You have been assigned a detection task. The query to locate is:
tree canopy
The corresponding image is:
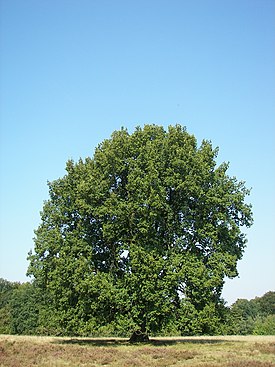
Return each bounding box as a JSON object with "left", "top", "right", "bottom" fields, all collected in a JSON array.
[{"left": 27, "top": 124, "right": 253, "bottom": 337}]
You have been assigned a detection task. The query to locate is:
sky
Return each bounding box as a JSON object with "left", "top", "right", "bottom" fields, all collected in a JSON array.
[{"left": 0, "top": 0, "right": 274, "bottom": 306}]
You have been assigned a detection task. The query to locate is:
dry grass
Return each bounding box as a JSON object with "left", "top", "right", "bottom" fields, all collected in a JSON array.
[{"left": 0, "top": 334, "right": 274, "bottom": 367}]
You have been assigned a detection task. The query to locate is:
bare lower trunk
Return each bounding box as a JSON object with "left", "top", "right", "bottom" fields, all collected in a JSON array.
[{"left": 129, "top": 329, "right": 149, "bottom": 343}]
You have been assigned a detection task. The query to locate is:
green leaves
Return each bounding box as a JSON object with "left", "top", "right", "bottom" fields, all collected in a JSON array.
[
  {"left": 27, "top": 124, "right": 253, "bottom": 336},
  {"left": 227, "top": 292, "right": 275, "bottom": 335}
]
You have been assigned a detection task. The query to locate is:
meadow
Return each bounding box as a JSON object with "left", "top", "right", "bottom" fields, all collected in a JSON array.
[{"left": 0, "top": 335, "right": 274, "bottom": 367}]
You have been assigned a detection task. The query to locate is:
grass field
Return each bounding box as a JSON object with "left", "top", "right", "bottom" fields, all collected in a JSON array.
[{"left": 0, "top": 334, "right": 274, "bottom": 367}]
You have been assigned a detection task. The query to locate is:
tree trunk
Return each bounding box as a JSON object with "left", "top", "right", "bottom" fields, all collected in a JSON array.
[{"left": 129, "top": 329, "right": 149, "bottom": 343}]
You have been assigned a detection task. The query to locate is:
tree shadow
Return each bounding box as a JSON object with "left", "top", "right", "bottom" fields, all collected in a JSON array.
[
  {"left": 55, "top": 337, "right": 235, "bottom": 347},
  {"left": 56, "top": 338, "right": 129, "bottom": 347},
  {"left": 150, "top": 338, "right": 230, "bottom": 346}
]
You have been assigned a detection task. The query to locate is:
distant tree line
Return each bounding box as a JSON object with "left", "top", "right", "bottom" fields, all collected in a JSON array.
[{"left": 0, "top": 278, "right": 274, "bottom": 336}]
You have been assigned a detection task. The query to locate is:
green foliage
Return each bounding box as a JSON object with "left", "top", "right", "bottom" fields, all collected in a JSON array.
[
  {"left": 174, "top": 298, "right": 228, "bottom": 336},
  {"left": 27, "top": 124, "right": 253, "bottom": 336},
  {"left": 228, "top": 298, "right": 258, "bottom": 334},
  {"left": 9, "top": 282, "right": 39, "bottom": 335},
  {"left": 253, "top": 315, "right": 275, "bottom": 335},
  {"left": 227, "top": 292, "right": 275, "bottom": 335},
  {"left": 0, "top": 278, "right": 20, "bottom": 334},
  {"left": 0, "top": 307, "right": 11, "bottom": 334},
  {"left": 255, "top": 291, "right": 275, "bottom": 316},
  {"left": 2, "top": 278, "right": 274, "bottom": 336}
]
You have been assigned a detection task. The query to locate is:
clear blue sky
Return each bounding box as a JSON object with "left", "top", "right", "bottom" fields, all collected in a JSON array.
[{"left": 0, "top": 0, "right": 274, "bottom": 305}]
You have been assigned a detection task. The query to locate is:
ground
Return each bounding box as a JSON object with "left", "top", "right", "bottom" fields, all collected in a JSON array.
[{"left": 0, "top": 335, "right": 274, "bottom": 367}]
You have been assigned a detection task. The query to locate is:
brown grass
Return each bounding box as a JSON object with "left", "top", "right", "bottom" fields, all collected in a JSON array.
[{"left": 0, "top": 335, "right": 274, "bottom": 367}]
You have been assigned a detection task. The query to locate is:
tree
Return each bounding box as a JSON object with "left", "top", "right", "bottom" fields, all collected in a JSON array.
[
  {"left": 255, "top": 291, "right": 275, "bottom": 316},
  {"left": 0, "top": 278, "right": 20, "bottom": 334},
  {"left": 253, "top": 315, "right": 275, "bottom": 335},
  {"left": 27, "top": 124, "right": 253, "bottom": 338},
  {"left": 228, "top": 298, "right": 259, "bottom": 335},
  {"left": 227, "top": 292, "right": 275, "bottom": 335},
  {"left": 9, "top": 282, "right": 39, "bottom": 335}
]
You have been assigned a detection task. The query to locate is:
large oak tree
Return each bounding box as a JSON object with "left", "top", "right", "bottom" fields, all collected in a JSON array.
[{"left": 27, "top": 125, "right": 253, "bottom": 337}]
